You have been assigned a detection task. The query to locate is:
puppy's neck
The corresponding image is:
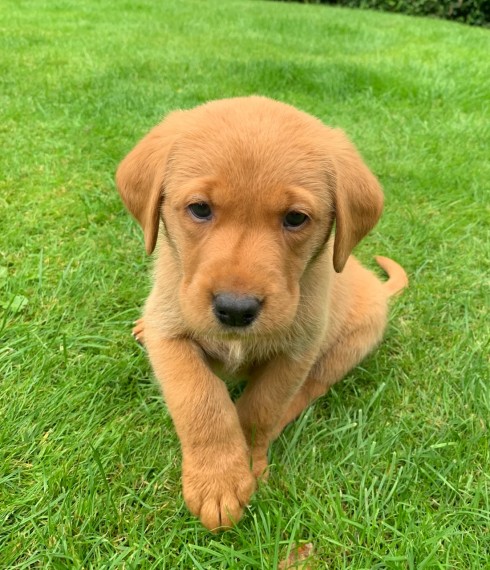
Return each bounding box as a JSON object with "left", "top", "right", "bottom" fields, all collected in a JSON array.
[
  {"left": 225, "top": 340, "right": 244, "bottom": 370},
  {"left": 198, "top": 337, "right": 250, "bottom": 379}
]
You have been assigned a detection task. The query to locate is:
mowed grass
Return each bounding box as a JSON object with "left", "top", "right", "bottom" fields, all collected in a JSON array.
[{"left": 1, "top": 0, "right": 489, "bottom": 567}]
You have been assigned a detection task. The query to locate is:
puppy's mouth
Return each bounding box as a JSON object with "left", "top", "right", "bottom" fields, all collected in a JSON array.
[{"left": 212, "top": 293, "right": 263, "bottom": 330}]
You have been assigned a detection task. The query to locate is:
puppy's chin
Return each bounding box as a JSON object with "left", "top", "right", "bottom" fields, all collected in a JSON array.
[{"left": 212, "top": 321, "right": 262, "bottom": 340}]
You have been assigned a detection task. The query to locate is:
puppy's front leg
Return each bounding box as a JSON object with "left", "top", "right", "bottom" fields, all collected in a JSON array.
[
  {"left": 235, "top": 352, "right": 317, "bottom": 479},
  {"left": 144, "top": 331, "right": 255, "bottom": 531}
]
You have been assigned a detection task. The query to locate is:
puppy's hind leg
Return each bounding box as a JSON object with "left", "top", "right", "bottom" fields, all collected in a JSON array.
[{"left": 273, "top": 310, "right": 388, "bottom": 439}]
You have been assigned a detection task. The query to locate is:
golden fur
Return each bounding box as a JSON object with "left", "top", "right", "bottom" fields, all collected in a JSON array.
[{"left": 116, "top": 96, "right": 407, "bottom": 531}]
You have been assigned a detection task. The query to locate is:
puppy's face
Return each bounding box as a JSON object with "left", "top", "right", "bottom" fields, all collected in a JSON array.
[
  {"left": 116, "top": 97, "right": 384, "bottom": 338},
  {"left": 163, "top": 133, "right": 334, "bottom": 337}
]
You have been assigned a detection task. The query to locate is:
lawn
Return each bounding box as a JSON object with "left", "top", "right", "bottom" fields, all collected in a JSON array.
[{"left": 1, "top": 0, "right": 489, "bottom": 567}]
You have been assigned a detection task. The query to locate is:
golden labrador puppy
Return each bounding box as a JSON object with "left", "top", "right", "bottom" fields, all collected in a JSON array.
[{"left": 116, "top": 96, "right": 407, "bottom": 531}]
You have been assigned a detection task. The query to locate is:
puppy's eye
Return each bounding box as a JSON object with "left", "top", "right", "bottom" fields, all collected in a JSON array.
[
  {"left": 188, "top": 202, "right": 212, "bottom": 221},
  {"left": 283, "top": 211, "right": 309, "bottom": 230}
]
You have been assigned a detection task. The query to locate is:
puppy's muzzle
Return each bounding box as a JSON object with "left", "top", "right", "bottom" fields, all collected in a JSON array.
[{"left": 212, "top": 293, "right": 262, "bottom": 328}]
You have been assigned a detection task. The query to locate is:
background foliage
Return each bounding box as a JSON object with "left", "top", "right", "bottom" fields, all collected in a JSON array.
[{"left": 279, "top": 0, "right": 490, "bottom": 26}]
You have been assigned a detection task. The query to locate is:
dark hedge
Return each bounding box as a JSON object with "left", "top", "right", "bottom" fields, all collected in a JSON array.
[{"left": 277, "top": 0, "right": 490, "bottom": 26}]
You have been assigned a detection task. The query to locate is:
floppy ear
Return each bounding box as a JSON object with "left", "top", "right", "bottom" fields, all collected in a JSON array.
[
  {"left": 330, "top": 130, "right": 384, "bottom": 273},
  {"left": 115, "top": 111, "right": 186, "bottom": 254}
]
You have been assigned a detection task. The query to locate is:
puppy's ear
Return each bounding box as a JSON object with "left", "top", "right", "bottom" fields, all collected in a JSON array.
[
  {"left": 330, "top": 130, "right": 384, "bottom": 273},
  {"left": 115, "top": 111, "right": 185, "bottom": 254}
]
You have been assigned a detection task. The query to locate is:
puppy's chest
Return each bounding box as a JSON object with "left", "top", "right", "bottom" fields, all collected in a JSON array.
[
  {"left": 198, "top": 329, "right": 309, "bottom": 382},
  {"left": 199, "top": 338, "right": 261, "bottom": 382}
]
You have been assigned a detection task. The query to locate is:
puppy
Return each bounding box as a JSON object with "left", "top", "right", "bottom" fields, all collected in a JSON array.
[{"left": 116, "top": 96, "right": 407, "bottom": 531}]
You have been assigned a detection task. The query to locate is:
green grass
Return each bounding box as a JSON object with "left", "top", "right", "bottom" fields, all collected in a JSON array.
[{"left": 1, "top": 0, "right": 489, "bottom": 567}]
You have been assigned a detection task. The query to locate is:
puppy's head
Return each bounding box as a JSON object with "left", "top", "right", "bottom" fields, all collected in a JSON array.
[{"left": 116, "top": 97, "right": 383, "bottom": 337}]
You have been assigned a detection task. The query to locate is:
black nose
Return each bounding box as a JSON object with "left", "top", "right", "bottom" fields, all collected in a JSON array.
[{"left": 213, "top": 293, "right": 261, "bottom": 327}]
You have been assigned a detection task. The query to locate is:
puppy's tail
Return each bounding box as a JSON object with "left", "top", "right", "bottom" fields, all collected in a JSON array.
[{"left": 375, "top": 256, "right": 408, "bottom": 296}]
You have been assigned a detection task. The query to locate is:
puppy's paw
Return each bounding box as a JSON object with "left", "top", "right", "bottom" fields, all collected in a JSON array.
[
  {"left": 182, "top": 451, "right": 256, "bottom": 532},
  {"left": 251, "top": 450, "right": 269, "bottom": 481},
  {"left": 132, "top": 318, "right": 145, "bottom": 346}
]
